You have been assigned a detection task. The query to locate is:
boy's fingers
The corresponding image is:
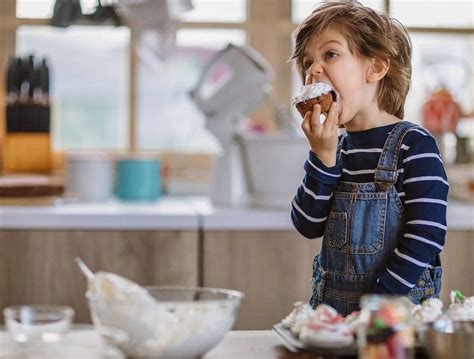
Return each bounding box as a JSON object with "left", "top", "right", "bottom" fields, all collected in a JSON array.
[
  {"left": 323, "top": 102, "right": 337, "bottom": 132},
  {"left": 310, "top": 104, "right": 321, "bottom": 131},
  {"left": 301, "top": 111, "right": 312, "bottom": 135},
  {"left": 331, "top": 102, "right": 339, "bottom": 131}
]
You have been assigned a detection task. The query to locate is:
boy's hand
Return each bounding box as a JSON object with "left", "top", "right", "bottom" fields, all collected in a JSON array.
[{"left": 301, "top": 102, "right": 339, "bottom": 167}]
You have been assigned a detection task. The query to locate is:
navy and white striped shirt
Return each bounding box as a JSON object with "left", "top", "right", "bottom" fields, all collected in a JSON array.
[{"left": 291, "top": 122, "right": 448, "bottom": 295}]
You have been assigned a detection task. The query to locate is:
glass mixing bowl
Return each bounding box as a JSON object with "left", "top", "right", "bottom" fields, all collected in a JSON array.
[
  {"left": 87, "top": 286, "right": 244, "bottom": 358},
  {"left": 4, "top": 305, "right": 74, "bottom": 344}
]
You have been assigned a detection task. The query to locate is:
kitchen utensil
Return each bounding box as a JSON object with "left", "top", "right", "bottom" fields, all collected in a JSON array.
[
  {"left": 422, "top": 323, "right": 474, "bottom": 359},
  {"left": 4, "top": 305, "right": 74, "bottom": 344},
  {"left": 75, "top": 257, "right": 94, "bottom": 281},
  {"left": 87, "top": 286, "right": 243, "bottom": 358},
  {"left": 238, "top": 132, "right": 307, "bottom": 208},
  {"left": 0, "top": 175, "right": 63, "bottom": 198},
  {"left": 190, "top": 43, "right": 272, "bottom": 206}
]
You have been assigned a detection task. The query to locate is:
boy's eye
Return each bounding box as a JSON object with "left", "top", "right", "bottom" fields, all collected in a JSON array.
[{"left": 324, "top": 51, "right": 338, "bottom": 61}]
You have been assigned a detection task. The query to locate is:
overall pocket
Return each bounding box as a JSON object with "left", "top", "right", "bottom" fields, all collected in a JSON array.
[
  {"left": 408, "top": 266, "right": 442, "bottom": 304},
  {"left": 350, "top": 194, "right": 387, "bottom": 254},
  {"left": 325, "top": 212, "right": 348, "bottom": 249}
]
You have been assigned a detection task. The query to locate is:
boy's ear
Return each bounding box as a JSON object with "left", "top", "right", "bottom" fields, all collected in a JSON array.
[{"left": 366, "top": 57, "right": 390, "bottom": 83}]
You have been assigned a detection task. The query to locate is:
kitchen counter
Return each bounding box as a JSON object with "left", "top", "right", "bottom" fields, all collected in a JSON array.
[
  {"left": 0, "top": 329, "right": 325, "bottom": 359},
  {"left": 0, "top": 196, "right": 472, "bottom": 231},
  {"left": 0, "top": 197, "right": 199, "bottom": 230}
]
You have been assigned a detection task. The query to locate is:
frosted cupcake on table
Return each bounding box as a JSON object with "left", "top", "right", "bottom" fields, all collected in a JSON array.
[{"left": 448, "top": 290, "right": 474, "bottom": 322}]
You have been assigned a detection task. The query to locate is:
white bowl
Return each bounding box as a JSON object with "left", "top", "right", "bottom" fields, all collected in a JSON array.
[{"left": 87, "top": 286, "right": 244, "bottom": 358}]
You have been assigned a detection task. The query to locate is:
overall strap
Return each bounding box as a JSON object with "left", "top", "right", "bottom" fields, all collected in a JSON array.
[{"left": 374, "top": 121, "right": 420, "bottom": 189}]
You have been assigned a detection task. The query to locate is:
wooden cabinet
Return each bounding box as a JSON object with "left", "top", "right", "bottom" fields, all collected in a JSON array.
[
  {"left": 0, "top": 230, "right": 198, "bottom": 323},
  {"left": 0, "top": 228, "right": 471, "bottom": 328},
  {"left": 440, "top": 230, "right": 474, "bottom": 304},
  {"left": 202, "top": 231, "right": 321, "bottom": 330},
  {"left": 203, "top": 230, "right": 474, "bottom": 330}
]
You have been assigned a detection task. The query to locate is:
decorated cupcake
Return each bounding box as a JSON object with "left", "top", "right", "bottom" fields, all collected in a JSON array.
[
  {"left": 293, "top": 82, "right": 338, "bottom": 118},
  {"left": 448, "top": 290, "right": 474, "bottom": 322},
  {"left": 299, "top": 304, "right": 354, "bottom": 348},
  {"left": 281, "top": 301, "right": 314, "bottom": 336}
]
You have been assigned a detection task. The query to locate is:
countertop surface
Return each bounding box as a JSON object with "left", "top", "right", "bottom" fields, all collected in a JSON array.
[
  {"left": 0, "top": 329, "right": 322, "bottom": 359},
  {"left": 0, "top": 196, "right": 472, "bottom": 231}
]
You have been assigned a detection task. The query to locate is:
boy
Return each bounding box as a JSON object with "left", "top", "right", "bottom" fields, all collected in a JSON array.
[{"left": 290, "top": 1, "right": 448, "bottom": 315}]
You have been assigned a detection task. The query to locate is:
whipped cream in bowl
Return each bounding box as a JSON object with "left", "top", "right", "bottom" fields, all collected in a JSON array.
[{"left": 84, "top": 269, "right": 243, "bottom": 358}]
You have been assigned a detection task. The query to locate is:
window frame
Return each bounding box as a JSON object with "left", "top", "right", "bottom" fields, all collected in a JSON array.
[{"left": 1, "top": 0, "right": 473, "bottom": 151}]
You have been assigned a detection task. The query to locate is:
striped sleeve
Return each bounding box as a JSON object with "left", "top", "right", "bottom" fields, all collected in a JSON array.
[
  {"left": 291, "top": 150, "right": 341, "bottom": 239},
  {"left": 375, "top": 133, "right": 448, "bottom": 294}
]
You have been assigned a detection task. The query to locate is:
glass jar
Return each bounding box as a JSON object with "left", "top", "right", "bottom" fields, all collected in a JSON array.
[{"left": 358, "top": 295, "right": 415, "bottom": 359}]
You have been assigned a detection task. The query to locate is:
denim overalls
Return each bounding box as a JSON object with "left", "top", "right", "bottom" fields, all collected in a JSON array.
[{"left": 309, "top": 121, "right": 442, "bottom": 316}]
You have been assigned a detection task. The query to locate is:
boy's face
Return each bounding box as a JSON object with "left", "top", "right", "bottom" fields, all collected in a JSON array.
[{"left": 302, "top": 28, "right": 375, "bottom": 128}]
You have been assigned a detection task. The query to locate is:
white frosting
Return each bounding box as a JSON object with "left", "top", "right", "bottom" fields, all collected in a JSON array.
[
  {"left": 281, "top": 301, "right": 314, "bottom": 336},
  {"left": 448, "top": 291, "right": 474, "bottom": 322},
  {"left": 293, "top": 83, "right": 334, "bottom": 105},
  {"left": 448, "top": 299, "right": 474, "bottom": 321},
  {"left": 297, "top": 304, "right": 353, "bottom": 347},
  {"left": 412, "top": 298, "right": 444, "bottom": 324}
]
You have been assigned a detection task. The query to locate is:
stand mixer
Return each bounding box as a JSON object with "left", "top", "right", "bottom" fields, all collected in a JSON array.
[
  {"left": 191, "top": 44, "right": 305, "bottom": 207},
  {"left": 190, "top": 44, "right": 272, "bottom": 206}
]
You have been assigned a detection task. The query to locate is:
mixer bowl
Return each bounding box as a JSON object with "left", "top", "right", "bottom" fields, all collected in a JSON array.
[{"left": 87, "top": 286, "right": 243, "bottom": 358}]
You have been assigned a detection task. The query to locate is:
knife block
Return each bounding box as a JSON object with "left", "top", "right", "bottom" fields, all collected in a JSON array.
[{"left": 3, "top": 103, "right": 52, "bottom": 173}]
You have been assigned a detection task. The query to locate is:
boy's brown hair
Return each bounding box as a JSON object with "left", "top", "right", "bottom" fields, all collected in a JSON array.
[{"left": 291, "top": 1, "right": 412, "bottom": 119}]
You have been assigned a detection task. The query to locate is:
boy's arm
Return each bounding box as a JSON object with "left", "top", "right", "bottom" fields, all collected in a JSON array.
[
  {"left": 291, "top": 150, "right": 342, "bottom": 239},
  {"left": 375, "top": 133, "right": 448, "bottom": 295}
]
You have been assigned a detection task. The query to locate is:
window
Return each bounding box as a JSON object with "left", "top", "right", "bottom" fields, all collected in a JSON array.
[
  {"left": 405, "top": 33, "right": 474, "bottom": 124},
  {"left": 137, "top": 29, "right": 246, "bottom": 151},
  {"left": 292, "top": 0, "right": 385, "bottom": 23},
  {"left": 177, "top": 0, "right": 247, "bottom": 23},
  {"left": 391, "top": 0, "right": 474, "bottom": 29},
  {"left": 16, "top": 0, "right": 97, "bottom": 18},
  {"left": 16, "top": 26, "right": 130, "bottom": 150},
  {"left": 9, "top": 0, "right": 248, "bottom": 152}
]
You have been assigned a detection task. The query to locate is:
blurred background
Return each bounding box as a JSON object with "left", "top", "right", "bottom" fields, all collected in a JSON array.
[
  {"left": 1, "top": 0, "right": 473, "bottom": 155},
  {"left": 0, "top": 0, "right": 473, "bottom": 332}
]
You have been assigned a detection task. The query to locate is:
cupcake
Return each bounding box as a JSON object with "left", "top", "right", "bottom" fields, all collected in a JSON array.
[
  {"left": 299, "top": 304, "right": 354, "bottom": 348},
  {"left": 448, "top": 290, "right": 474, "bottom": 322},
  {"left": 293, "top": 83, "right": 338, "bottom": 118}
]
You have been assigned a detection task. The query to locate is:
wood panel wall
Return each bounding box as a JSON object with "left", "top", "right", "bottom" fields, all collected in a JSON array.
[
  {"left": 203, "top": 230, "right": 474, "bottom": 330},
  {"left": 0, "top": 230, "right": 198, "bottom": 323}
]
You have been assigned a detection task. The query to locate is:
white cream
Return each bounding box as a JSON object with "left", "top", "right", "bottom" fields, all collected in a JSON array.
[
  {"left": 281, "top": 301, "right": 314, "bottom": 336},
  {"left": 448, "top": 299, "right": 474, "bottom": 322},
  {"left": 412, "top": 298, "right": 444, "bottom": 324},
  {"left": 292, "top": 83, "right": 334, "bottom": 105},
  {"left": 448, "top": 290, "right": 474, "bottom": 322}
]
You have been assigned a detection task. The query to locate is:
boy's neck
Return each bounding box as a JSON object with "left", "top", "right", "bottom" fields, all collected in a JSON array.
[{"left": 344, "top": 108, "right": 400, "bottom": 132}]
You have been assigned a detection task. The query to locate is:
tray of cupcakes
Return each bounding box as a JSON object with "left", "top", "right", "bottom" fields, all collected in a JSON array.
[{"left": 273, "top": 290, "right": 474, "bottom": 358}]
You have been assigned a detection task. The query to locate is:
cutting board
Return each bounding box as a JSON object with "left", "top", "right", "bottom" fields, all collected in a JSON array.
[{"left": 0, "top": 174, "right": 64, "bottom": 204}]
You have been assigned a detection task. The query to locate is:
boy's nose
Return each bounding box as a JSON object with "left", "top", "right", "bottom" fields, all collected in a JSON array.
[{"left": 306, "top": 63, "right": 324, "bottom": 84}]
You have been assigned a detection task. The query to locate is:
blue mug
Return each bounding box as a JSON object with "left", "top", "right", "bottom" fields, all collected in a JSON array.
[{"left": 115, "top": 158, "right": 161, "bottom": 201}]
